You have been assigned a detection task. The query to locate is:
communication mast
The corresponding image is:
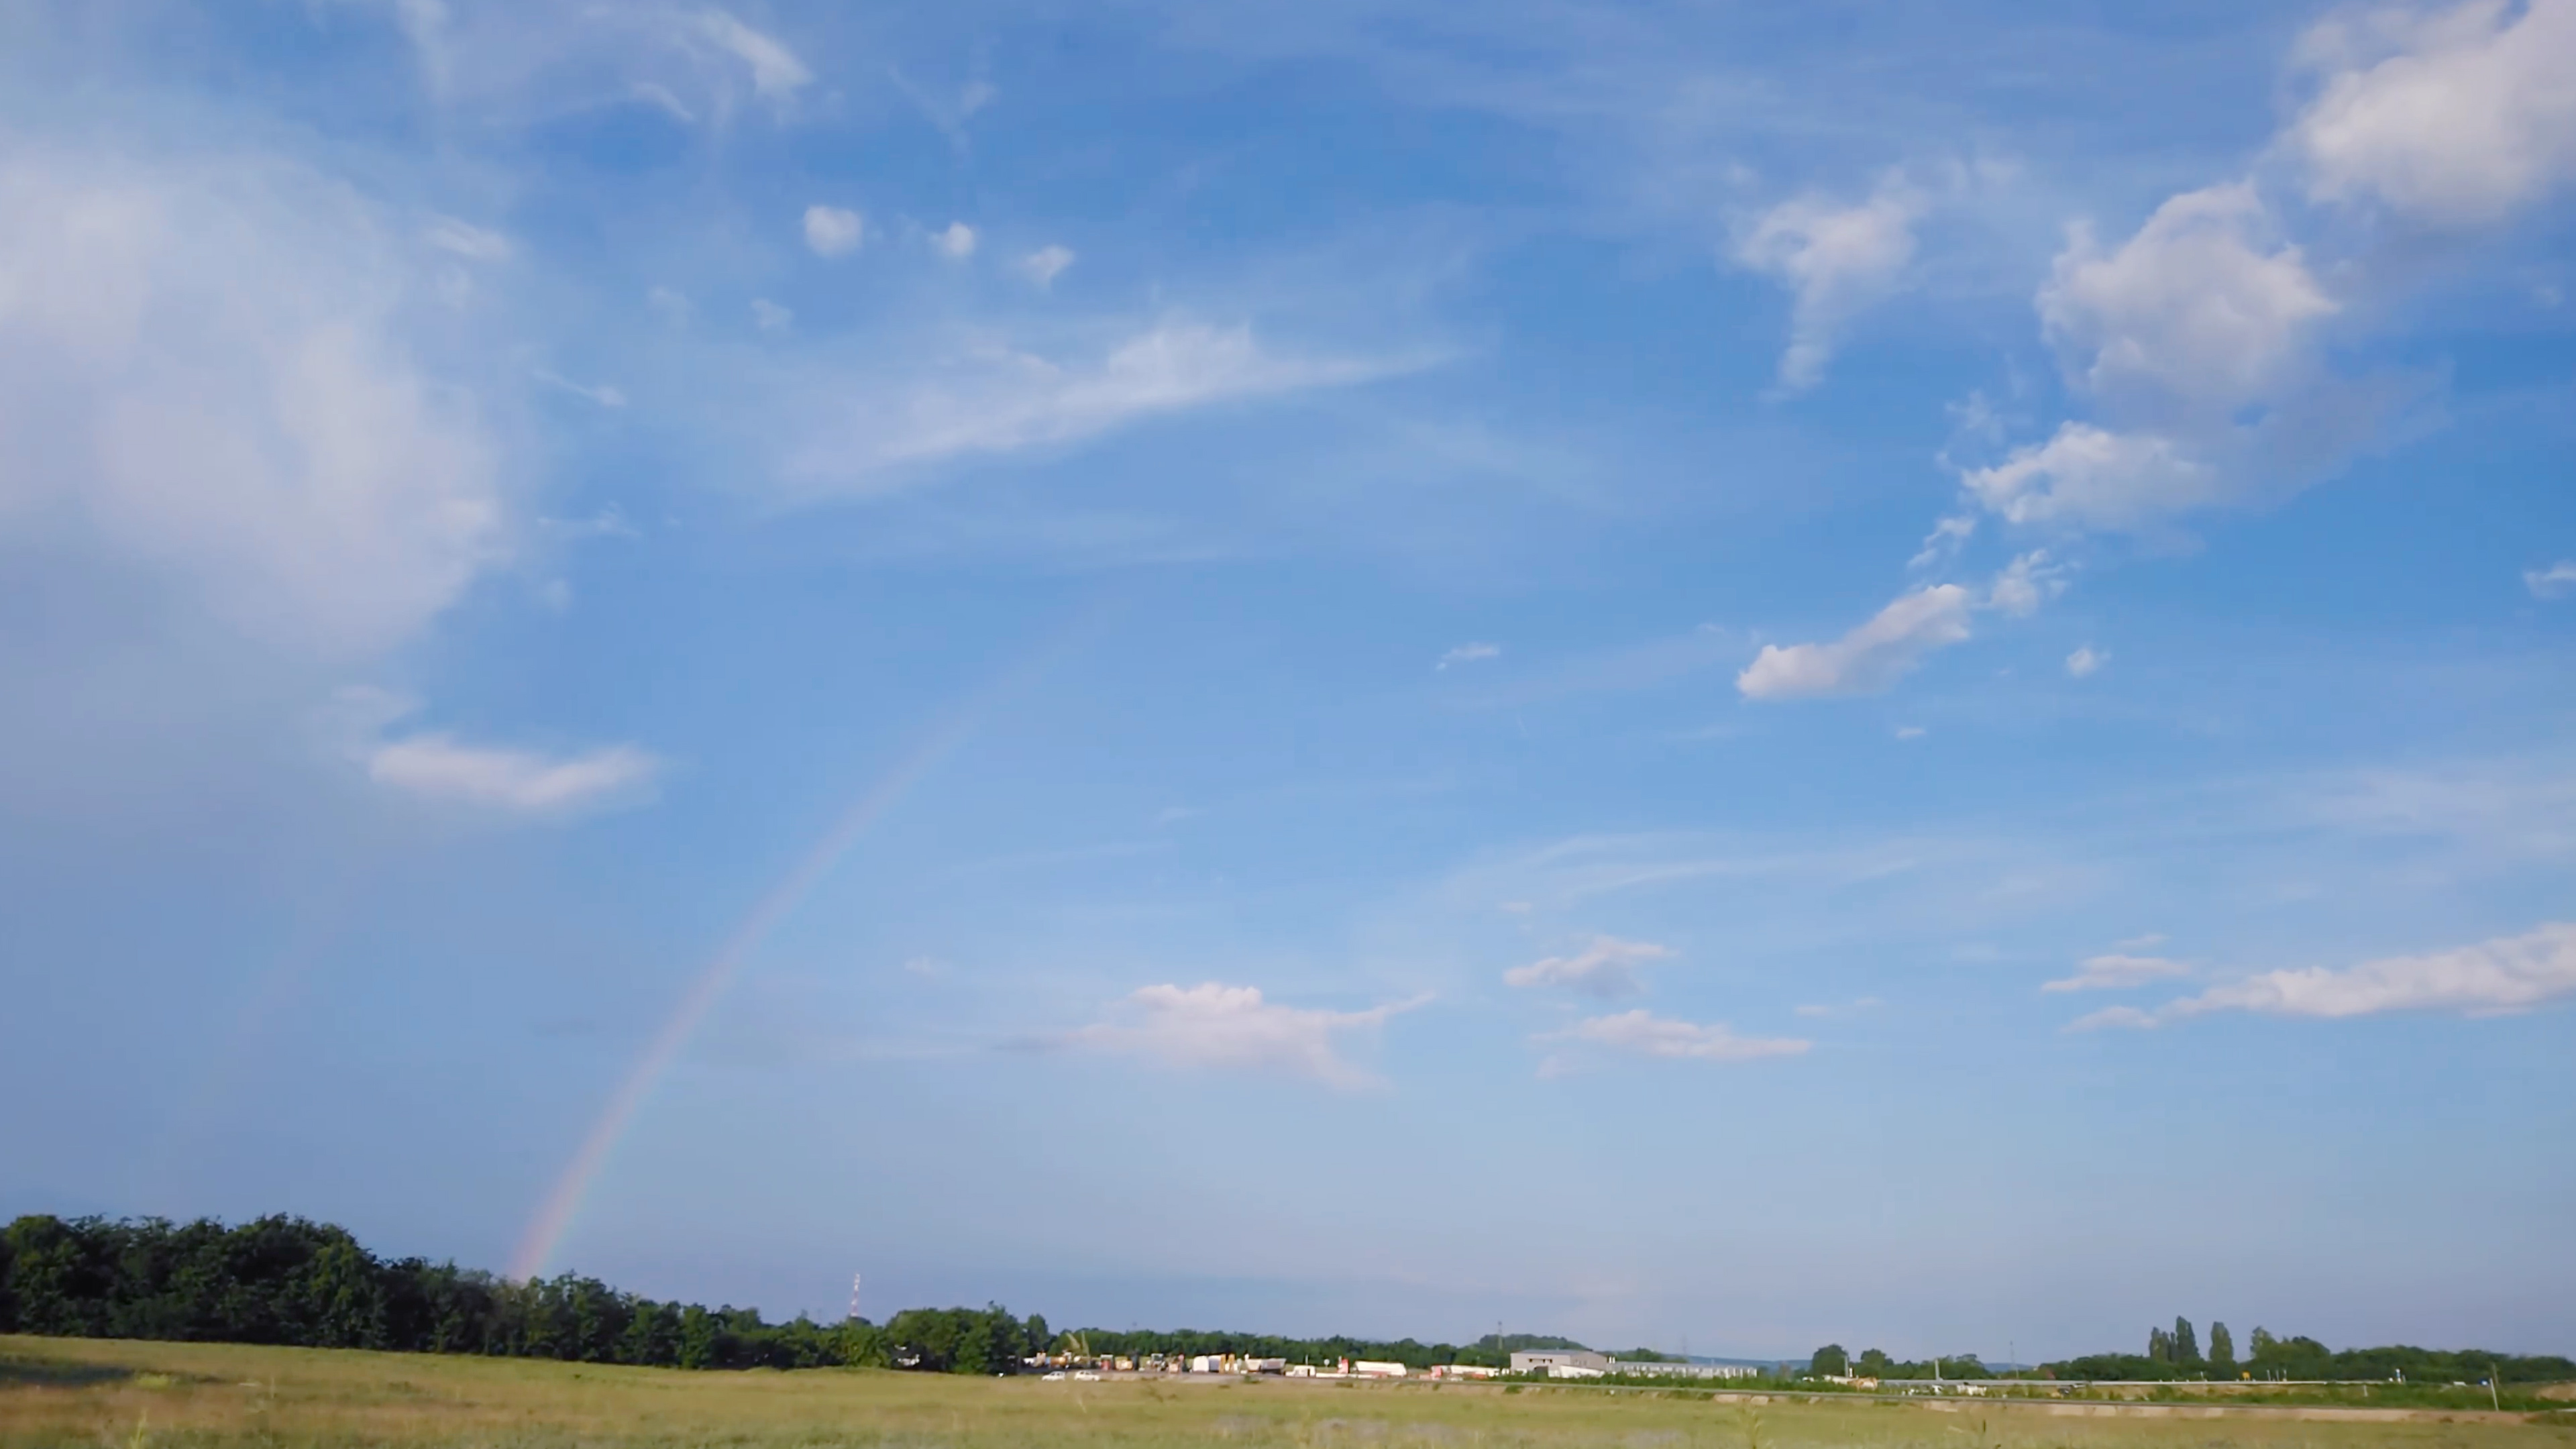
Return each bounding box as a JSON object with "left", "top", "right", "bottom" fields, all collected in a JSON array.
[{"left": 846, "top": 1272, "right": 863, "bottom": 1323}]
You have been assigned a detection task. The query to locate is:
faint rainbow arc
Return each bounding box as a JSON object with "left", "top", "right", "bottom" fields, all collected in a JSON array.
[{"left": 508, "top": 612, "right": 1105, "bottom": 1282}]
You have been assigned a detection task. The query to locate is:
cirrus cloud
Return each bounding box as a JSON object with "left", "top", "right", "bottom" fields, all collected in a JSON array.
[
  {"left": 1503, "top": 935, "right": 1669, "bottom": 998},
  {"left": 2073, "top": 922, "right": 2576, "bottom": 1027},
  {"left": 1540, "top": 1010, "right": 1809, "bottom": 1074},
  {"left": 1051, "top": 982, "right": 1427, "bottom": 1089}
]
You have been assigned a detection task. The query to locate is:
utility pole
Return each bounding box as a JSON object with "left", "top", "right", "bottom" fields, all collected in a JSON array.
[{"left": 2489, "top": 1364, "right": 2502, "bottom": 1413}]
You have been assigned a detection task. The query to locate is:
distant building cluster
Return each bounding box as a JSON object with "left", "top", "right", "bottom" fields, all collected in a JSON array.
[
  {"left": 1509, "top": 1351, "right": 1758, "bottom": 1381},
  {"left": 1027, "top": 1349, "right": 1758, "bottom": 1382},
  {"left": 1031, "top": 1352, "right": 1506, "bottom": 1379}
]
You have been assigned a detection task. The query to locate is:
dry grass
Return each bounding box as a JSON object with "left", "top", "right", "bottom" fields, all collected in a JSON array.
[{"left": 2, "top": 1336, "right": 2566, "bottom": 1449}]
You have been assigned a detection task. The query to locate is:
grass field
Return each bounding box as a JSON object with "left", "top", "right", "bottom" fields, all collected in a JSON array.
[{"left": 5, "top": 1336, "right": 2570, "bottom": 1449}]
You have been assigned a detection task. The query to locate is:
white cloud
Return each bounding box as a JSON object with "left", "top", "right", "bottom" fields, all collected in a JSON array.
[
  {"left": 1020, "top": 244, "right": 1075, "bottom": 288},
  {"left": 366, "top": 733, "right": 664, "bottom": 814},
  {"left": 1894, "top": 725, "right": 1927, "bottom": 740},
  {"left": 2526, "top": 561, "right": 2576, "bottom": 599},
  {"left": 1959, "top": 423, "right": 2219, "bottom": 531},
  {"left": 423, "top": 216, "right": 511, "bottom": 262},
  {"left": 1737, "top": 584, "right": 1972, "bottom": 700},
  {"left": 1909, "top": 514, "right": 1975, "bottom": 570},
  {"left": 2066, "top": 644, "right": 2108, "bottom": 678},
  {"left": 1541, "top": 1010, "right": 1809, "bottom": 1067},
  {"left": 534, "top": 370, "right": 627, "bottom": 408},
  {"left": 2043, "top": 953, "right": 2190, "bottom": 992},
  {"left": 2077, "top": 922, "right": 2576, "bottom": 1026},
  {"left": 1731, "top": 176, "right": 1925, "bottom": 391},
  {"left": 2290, "top": 0, "right": 2576, "bottom": 226},
  {"left": 2039, "top": 182, "right": 2336, "bottom": 419},
  {"left": 783, "top": 321, "right": 1407, "bottom": 484},
  {"left": 334, "top": 688, "right": 663, "bottom": 815},
  {"left": 1503, "top": 935, "right": 1669, "bottom": 998},
  {"left": 803, "top": 204, "right": 864, "bottom": 258},
  {"left": 751, "top": 297, "right": 793, "bottom": 332},
  {"left": 647, "top": 285, "right": 692, "bottom": 322},
  {"left": 1056, "top": 983, "right": 1423, "bottom": 1089},
  {"left": 696, "top": 8, "right": 813, "bottom": 100},
  {"left": 933, "top": 221, "right": 978, "bottom": 259},
  {"left": 0, "top": 148, "right": 505, "bottom": 661},
  {"left": 1986, "top": 549, "right": 2066, "bottom": 617},
  {"left": 1437, "top": 641, "right": 1501, "bottom": 670}
]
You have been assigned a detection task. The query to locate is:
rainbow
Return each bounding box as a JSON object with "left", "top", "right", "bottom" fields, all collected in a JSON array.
[{"left": 508, "top": 610, "right": 1107, "bottom": 1282}]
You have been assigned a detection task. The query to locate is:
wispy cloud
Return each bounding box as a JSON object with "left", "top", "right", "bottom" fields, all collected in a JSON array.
[
  {"left": 695, "top": 9, "right": 813, "bottom": 101},
  {"left": 2526, "top": 561, "right": 2576, "bottom": 599},
  {"left": 1436, "top": 641, "right": 1501, "bottom": 670},
  {"left": 534, "top": 370, "right": 627, "bottom": 408},
  {"left": 423, "top": 216, "right": 511, "bottom": 262},
  {"left": 1503, "top": 936, "right": 1669, "bottom": 998},
  {"left": 1540, "top": 1010, "right": 1809, "bottom": 1073},
  {"left": 1737, "top": 584, "right": 1973, "bottom": 700},
  {"left": 782, "top": 321, "right": 1417, "bottom": 487},
  {"left": 2043, "top": 953, "right": 2190, "bottom": 992},
  {"left": 2074, "top": 922, "right": 2576, "bottom": 1027},
  {"left": 1050, "top": 983, "right": 1426, "bottom": 1089},
  {"left": 2065, "top": 644, "right": 2108, "bottom": 678},
  {"left": 366, "top": 734, "right": 665, "bottom": 814},
  {"left": 1731, "top": 174, "right": 1925, "bottom": 392},
  {"left": 1020, "top": 244, "right": 1075, "bottom": 288}
]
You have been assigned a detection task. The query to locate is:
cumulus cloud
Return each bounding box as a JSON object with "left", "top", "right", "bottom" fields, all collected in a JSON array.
[
  {"left": 2043, "top": 953, "right": 2190, "bottom": 992},
  {"left": 1958, "top": 423, "right": 2219, "bottom": 532},
  {"left": 1020, "top": 244, "right": 1075, "bottom": 288},
  {"left": 1437, "top": 641, "right": 1501, "bottom": 670},
  {"left": 1737, "top": 585, "right": 1973, "bottom": 700},
  {"left": 1055, "top": 983, "right": 1424, "bottom": 1089},
  {"left": 932, "top": 221, "right": 977, "bottom": 259},
  {"left": 1731, "top": 176, "right": 1925, "bottom": 391},
  {"left": 1504, "top": 936, "right": 1668, "bottom": 998},
  {"left": 2290, "top": 0, "right": 2576, "bottom": 226},
  {"left": 783, "top": 321, "right": 1408, "bottom": 484},
  {"left": 2040, "top": 182, "right": 2336, "bottom": 421},
  {"left": 2526, "top": 561, "right": 2576, "bottom": 599},
  {"left": 0, "top": 147, "right": 505, "bottom": 661},
  {"left": 2076, "top": 922, "right": 2576, "bottom": 1026},
  {"left": 803, "top": 204, "right": 864, "bottom": 257},
  {"left": 2065, "top": 644, "right": 2108, "bottom": 678},
  {"left": 1541, "top": 1010, "right": 1809, "bottom": 1069}
]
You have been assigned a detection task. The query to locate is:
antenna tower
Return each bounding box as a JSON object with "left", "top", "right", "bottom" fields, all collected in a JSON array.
[{"left": 846, "top": 1272, "right": 863, "bottom": 1323}]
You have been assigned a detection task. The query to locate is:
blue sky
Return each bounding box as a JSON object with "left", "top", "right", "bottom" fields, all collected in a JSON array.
[{"left": 3, "top": 0, "right": 2573, "bottom": 1361}]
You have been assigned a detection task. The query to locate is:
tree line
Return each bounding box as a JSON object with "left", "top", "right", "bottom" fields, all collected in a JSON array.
[
  {"left": 9, "top": 1216, "right": 2566, "bottom": 1385},
  {"left": 1809, "top": 1316, "right": 2572, "bottom": 1385}
]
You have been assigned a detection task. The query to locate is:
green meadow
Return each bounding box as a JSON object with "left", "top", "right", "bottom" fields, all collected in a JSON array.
[{"left": 5, "top": 1336, "right": 2569, "bottom": 1449}]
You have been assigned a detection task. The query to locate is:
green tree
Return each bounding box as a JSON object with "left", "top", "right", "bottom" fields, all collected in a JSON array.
[
  {"left": 1857, "top": 1348, "right": 1892, "bottom": 1376},
  {"left": 2208, "top": 1322, "right": 2236, "bottom": 1375},
  {"left": 2147, "top": 1326, "right": 2171, "bottom": 1363},
  {"left": 2173, "top": 1318, "right": 2199, "bottom": 1366},
  {"left": 677, "top": 1305, "right": 716, "bottom": 1369},
  {"left": 1809, "top": 1344, "right": 1849, "bottom": 1376}
]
